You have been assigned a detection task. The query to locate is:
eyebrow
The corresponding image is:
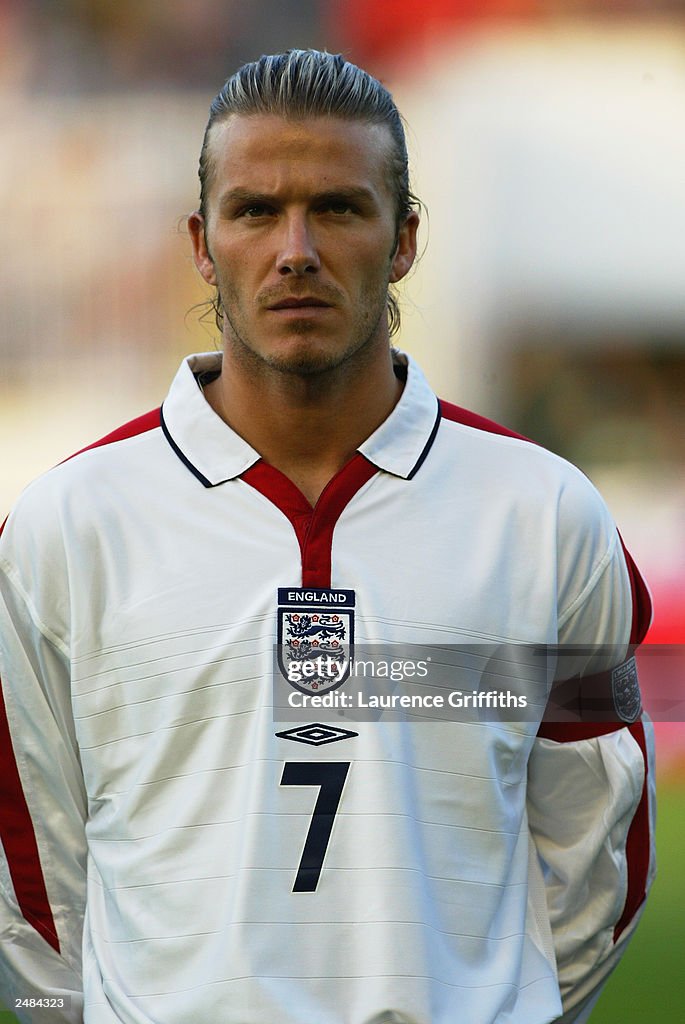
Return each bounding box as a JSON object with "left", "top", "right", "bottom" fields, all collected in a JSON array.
[
  {"left": 315, "top": 187, "right": 379, "bottom": 207},
  {"left": 218, "top": 188, "right": 272, "bottom": 209},
  {"left": 218, "top": 185, "right": 379, "bottom": 209}
]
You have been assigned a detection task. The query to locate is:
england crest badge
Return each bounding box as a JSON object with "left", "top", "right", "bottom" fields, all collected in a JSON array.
[
  {"left": 611, "top": 656, "right": 642, "bottom": 723},
  {"left": 277, "top": 588, "right": 355, "bottom": 695}
]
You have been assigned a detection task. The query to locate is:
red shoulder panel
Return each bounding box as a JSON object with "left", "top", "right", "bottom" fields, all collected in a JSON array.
[
  {"left": 439, "top": 399, "right": 531, "bottom": 441},
  {"left": 65, "top": 407, "right": 161, "bottom": 462}
]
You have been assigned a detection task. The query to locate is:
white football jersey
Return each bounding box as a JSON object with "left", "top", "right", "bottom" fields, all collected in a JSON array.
[{"left": 0, "top": 352, "right": 655, "bottom": 1024}]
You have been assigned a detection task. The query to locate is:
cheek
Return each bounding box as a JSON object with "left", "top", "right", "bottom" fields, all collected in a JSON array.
[
  {"left": 209, "top": 245, "right": 244, "bottom": 288},
  {"left": 213, "top": 236, "right": 268, "bottom": 283},
  {"left": 354, "top": 249, "right": 395, "bottom": 294}
]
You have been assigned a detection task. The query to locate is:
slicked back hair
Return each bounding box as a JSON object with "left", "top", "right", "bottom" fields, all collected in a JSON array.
[{"left": 197, "top": 49, "right": 421, "bottom": 337}]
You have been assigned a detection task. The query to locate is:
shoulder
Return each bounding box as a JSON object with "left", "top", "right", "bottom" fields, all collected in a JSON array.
[
  {"left": 0, "top": 408, "right": 165, "bottom": 646},
  {"left": 65, "top": 407, "right": 162, "bottom": 462},
  {"left": 436, "top": 396, "right": 609, "bottom": 518},
  {"left": 436, "top": 397, "right": 651, "bottom": 642},
  {"left": 439, "top": 398, "right": 530, "bottom": 443},
  {"left": 38, "top": 405, "right": 160, "bottom": 480},
  {"left": 1, "top": 407, "right": 163, "bottom": 549},
  {"left": 436, "top": 395, "right": 627, "bottom": 597}
]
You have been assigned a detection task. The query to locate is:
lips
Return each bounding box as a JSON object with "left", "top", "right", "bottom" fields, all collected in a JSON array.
[{"left": 268, "top": 296, "right": 333, "bottom": 310}]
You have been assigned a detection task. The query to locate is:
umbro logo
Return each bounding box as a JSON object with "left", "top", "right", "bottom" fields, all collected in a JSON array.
[{"left": 275, "top": 723, "right": 358, "bottom": 746}]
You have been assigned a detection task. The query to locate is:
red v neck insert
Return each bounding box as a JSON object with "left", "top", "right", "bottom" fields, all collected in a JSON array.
[{"left": 242, "top": 454, "right": 378, "bottom": 588}]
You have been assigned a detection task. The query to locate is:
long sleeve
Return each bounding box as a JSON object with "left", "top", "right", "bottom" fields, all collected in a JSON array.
[
  {"left": 527, "top": 526, "right": 656, "bottom": 1024},
  {"left": 0, "top": 515, "right": 86, "bottom": 1024}
]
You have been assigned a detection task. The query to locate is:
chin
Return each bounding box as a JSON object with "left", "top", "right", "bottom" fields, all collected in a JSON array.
[
  {"left": 267, "top": 352, "right": 345, "bottom": 376},
  {"left": 262, "top": 336, "right": 362, "bottom": 377}
]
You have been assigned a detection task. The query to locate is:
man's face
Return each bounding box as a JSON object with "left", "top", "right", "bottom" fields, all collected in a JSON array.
[{"left": 188, "top": 114, "right": 418, "bottom": 376}]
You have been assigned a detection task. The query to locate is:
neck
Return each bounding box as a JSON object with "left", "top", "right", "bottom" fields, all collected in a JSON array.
[{"left": 204, "top": 335, "right": 402, "bottom": 506}]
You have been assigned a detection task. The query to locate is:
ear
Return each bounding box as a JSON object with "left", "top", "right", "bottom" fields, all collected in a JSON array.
[
  {"left": 187, "top": 211, "right": 217, "bottom": 286},
  {"left": 389, "top": 211, "right": 420, "bottom": 284}
]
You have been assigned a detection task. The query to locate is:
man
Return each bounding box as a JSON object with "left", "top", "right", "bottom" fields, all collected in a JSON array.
[{"left": 0, "top": 50, "right": 655, "bottom": 1024}]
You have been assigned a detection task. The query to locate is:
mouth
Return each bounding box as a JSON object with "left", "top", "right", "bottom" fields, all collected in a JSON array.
[{"left": 268, "top": 296, "right": 334, "bottom": 311}]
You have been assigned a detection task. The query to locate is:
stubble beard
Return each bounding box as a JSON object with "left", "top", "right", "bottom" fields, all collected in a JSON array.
[{"left": 219, "top": 284, "right": 391, "bottom": 381}]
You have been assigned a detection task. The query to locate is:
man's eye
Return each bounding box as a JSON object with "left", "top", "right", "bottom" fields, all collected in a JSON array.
[
  {"left": 240, "top": 204, "right": 273, "bottom": 218},
  {"left": 322, "top": 201, "right": 355, "bottom": 215}
]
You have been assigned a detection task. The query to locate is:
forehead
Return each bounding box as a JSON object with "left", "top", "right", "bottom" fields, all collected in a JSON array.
[{"left": 205, "top": 113, "right": 395, "bottom": 203}]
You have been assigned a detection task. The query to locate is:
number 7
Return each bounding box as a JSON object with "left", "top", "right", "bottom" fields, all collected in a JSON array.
[{"left": 280, "top": 761, "right": 350, "bottom": 892}]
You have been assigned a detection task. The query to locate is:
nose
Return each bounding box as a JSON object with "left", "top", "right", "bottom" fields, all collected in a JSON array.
[{"left": 275, "top": 211, "right": 321, "bottom": 276}]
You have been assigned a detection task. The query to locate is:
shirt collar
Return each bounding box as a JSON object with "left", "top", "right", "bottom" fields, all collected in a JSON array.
[
  {"left": 161, "top": 350, "right": 441, "bottom": 488},
  {"left": 359, "top": 350, "right": 441, "bottom": 480},
  {"left": 161, "top": 353, "right": 261, "bottom": 486}
]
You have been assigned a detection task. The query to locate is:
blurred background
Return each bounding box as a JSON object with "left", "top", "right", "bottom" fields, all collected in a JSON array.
[{"left": 0, "top": 2, "right": 683, "bottom": 1020}]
